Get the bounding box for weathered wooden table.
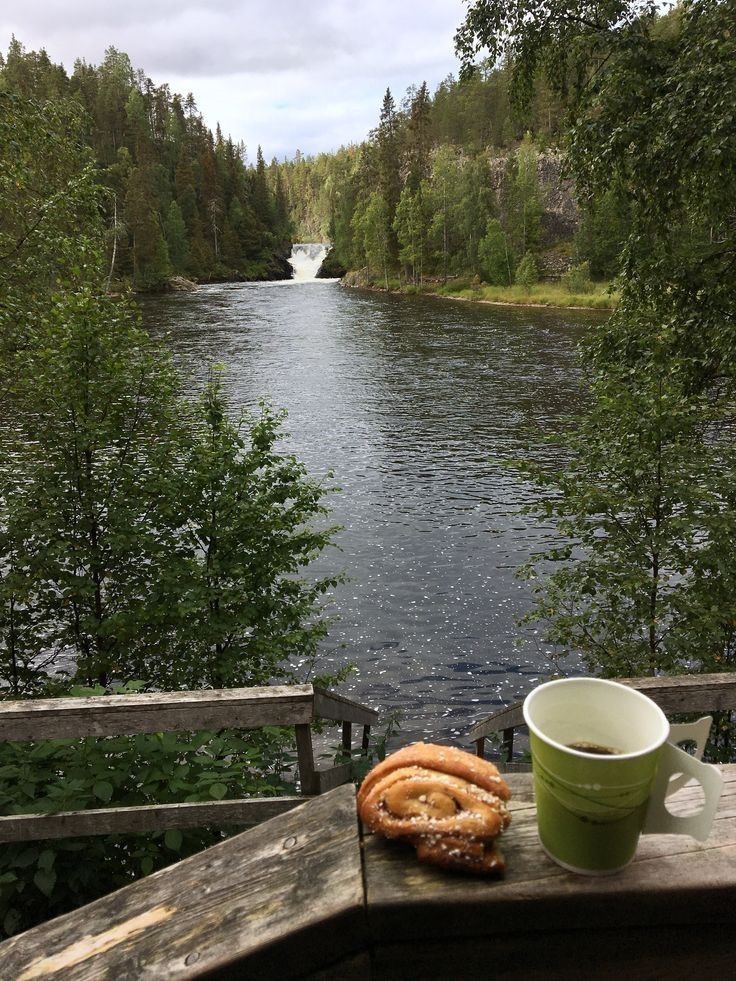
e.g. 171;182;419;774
3;768;736;979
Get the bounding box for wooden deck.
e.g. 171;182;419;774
3;766;735;978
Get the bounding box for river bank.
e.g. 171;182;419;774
341;270;617;312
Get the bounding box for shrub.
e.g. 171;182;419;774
0;716;295;937
515;251;539;291
561;261;594;294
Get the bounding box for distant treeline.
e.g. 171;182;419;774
0;39;293;290
280;68;632;287
1;38;631;292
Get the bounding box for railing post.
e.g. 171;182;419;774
362;725;371;755
342;721;352;756
295;724;318;796
502;727;514;764
475;737;485;759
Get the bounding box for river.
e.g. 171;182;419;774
143;278;596;744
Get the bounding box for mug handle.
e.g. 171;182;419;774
643;742;723;841
666;716;712;796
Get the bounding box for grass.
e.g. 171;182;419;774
433;281;618;311
344;270;618;311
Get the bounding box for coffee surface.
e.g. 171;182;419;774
566;741;621;756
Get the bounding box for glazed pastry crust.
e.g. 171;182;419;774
357;741;511;807
357;742;511;876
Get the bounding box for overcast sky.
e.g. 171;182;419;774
2;1;470;161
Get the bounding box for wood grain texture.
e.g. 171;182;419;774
0;784;367;980
312;688;378;726
0;685;317;740
0;797;305;843
362;767;736;942
315;762;354;794
2;770;736;977
469;672;736;744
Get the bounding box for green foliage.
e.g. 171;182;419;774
0;94;349;938
574;185;631;279
514;250;539;290
393;186;427;284
353;191;392;288
0;42;292;290
561;261;593;294
0;98;344;696
143;372;344;690
163;200;189;272
0;718;295;936
517;369;735;676
459;0;736;681
1;283;185;691
424;145;467;280
506;132;543;257
479;218;514;285
278;61;574;285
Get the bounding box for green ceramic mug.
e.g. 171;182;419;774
523;678;723;874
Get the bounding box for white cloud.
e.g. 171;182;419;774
2;0;468;159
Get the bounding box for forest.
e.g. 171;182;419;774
283;72;627;292
0;36;628;295
0;39;293;288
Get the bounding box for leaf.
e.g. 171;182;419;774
11;849;39;869
93;781;114;803
3;909;22;936
36;849;56;871
209;782;228;800
164;829;183;852
33;867;57;898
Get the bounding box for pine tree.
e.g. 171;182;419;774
125;164;171;290
164;200;189;272
406;81;432;191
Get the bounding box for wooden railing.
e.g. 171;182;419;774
469;672;736;763
0;684;378;843
4;772;736;977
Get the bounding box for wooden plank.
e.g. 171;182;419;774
0;796;305;843
469;673;736;744
0;785;368;980
469;701;524;743
342;721;352;754
312;687;379;725
0;685;316;741
316;762;354;795
296;723;318;796
3;766;736;978
619;673;736;713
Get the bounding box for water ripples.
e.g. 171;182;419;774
143;282;599;744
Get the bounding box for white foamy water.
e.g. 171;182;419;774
288;242;329;281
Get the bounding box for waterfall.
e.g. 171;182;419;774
288;242;330;281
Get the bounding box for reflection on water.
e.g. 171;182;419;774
143;281;595;744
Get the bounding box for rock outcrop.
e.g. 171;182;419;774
166;275;199;292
